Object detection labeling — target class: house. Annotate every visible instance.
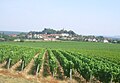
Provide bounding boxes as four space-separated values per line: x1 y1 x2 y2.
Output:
9 34 17 37
34 34 42 39
71 37 75 40
61 33 69 37
56 36 59 39
27 33 33 39
103 39 109 43
88 38 93 42
14 39 20 42
93 38 98 42
0 38 5 41
44 38 56 41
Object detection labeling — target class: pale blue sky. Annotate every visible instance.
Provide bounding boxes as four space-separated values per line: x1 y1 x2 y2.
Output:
0 0 120 36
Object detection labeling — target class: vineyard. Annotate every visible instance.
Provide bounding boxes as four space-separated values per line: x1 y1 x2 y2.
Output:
0 42 120 83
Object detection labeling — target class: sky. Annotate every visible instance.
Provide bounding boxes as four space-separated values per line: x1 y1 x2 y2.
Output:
0 0 120 36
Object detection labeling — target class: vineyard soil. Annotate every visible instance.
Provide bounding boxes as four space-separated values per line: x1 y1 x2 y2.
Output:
0 68 73 83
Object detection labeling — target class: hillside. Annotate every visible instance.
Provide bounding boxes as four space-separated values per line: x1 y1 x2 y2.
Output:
0 31 27 35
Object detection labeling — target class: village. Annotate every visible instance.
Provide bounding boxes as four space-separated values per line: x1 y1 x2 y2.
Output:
26 31 109 43
0 28 119 43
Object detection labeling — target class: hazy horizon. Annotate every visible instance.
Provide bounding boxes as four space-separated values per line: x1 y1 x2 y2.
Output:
0 0 120 36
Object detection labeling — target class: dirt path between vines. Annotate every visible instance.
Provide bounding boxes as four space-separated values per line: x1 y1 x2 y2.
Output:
0 74 37 83
0 61 7 68
42 51 51 76
10 60 22 71
55 55 65 79
73 70 86 83
38 50 46 77
22 52 40 75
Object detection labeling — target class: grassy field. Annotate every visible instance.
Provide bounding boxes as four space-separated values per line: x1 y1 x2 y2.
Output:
0 41 120 64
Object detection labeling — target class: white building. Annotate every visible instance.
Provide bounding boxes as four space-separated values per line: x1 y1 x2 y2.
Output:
93 38 98 42
14 39 20 42
103 39 109 43
88 38 93 42
61 33 69 37
27 33 32 39
56 36 59 38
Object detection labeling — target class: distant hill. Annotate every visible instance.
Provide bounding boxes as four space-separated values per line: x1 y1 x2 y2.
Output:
113 36 120 39
28 28 76 35
105 36 120 40
0 31 27 35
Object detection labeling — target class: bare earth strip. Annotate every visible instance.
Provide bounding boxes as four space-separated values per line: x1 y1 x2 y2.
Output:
0 68 38 83
55 56 65 79
0 74 37 83
10 60 22 71
38 51 46 77
73 70 86 83
43 51 51 75
22 52 40 75
0 61 7 68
